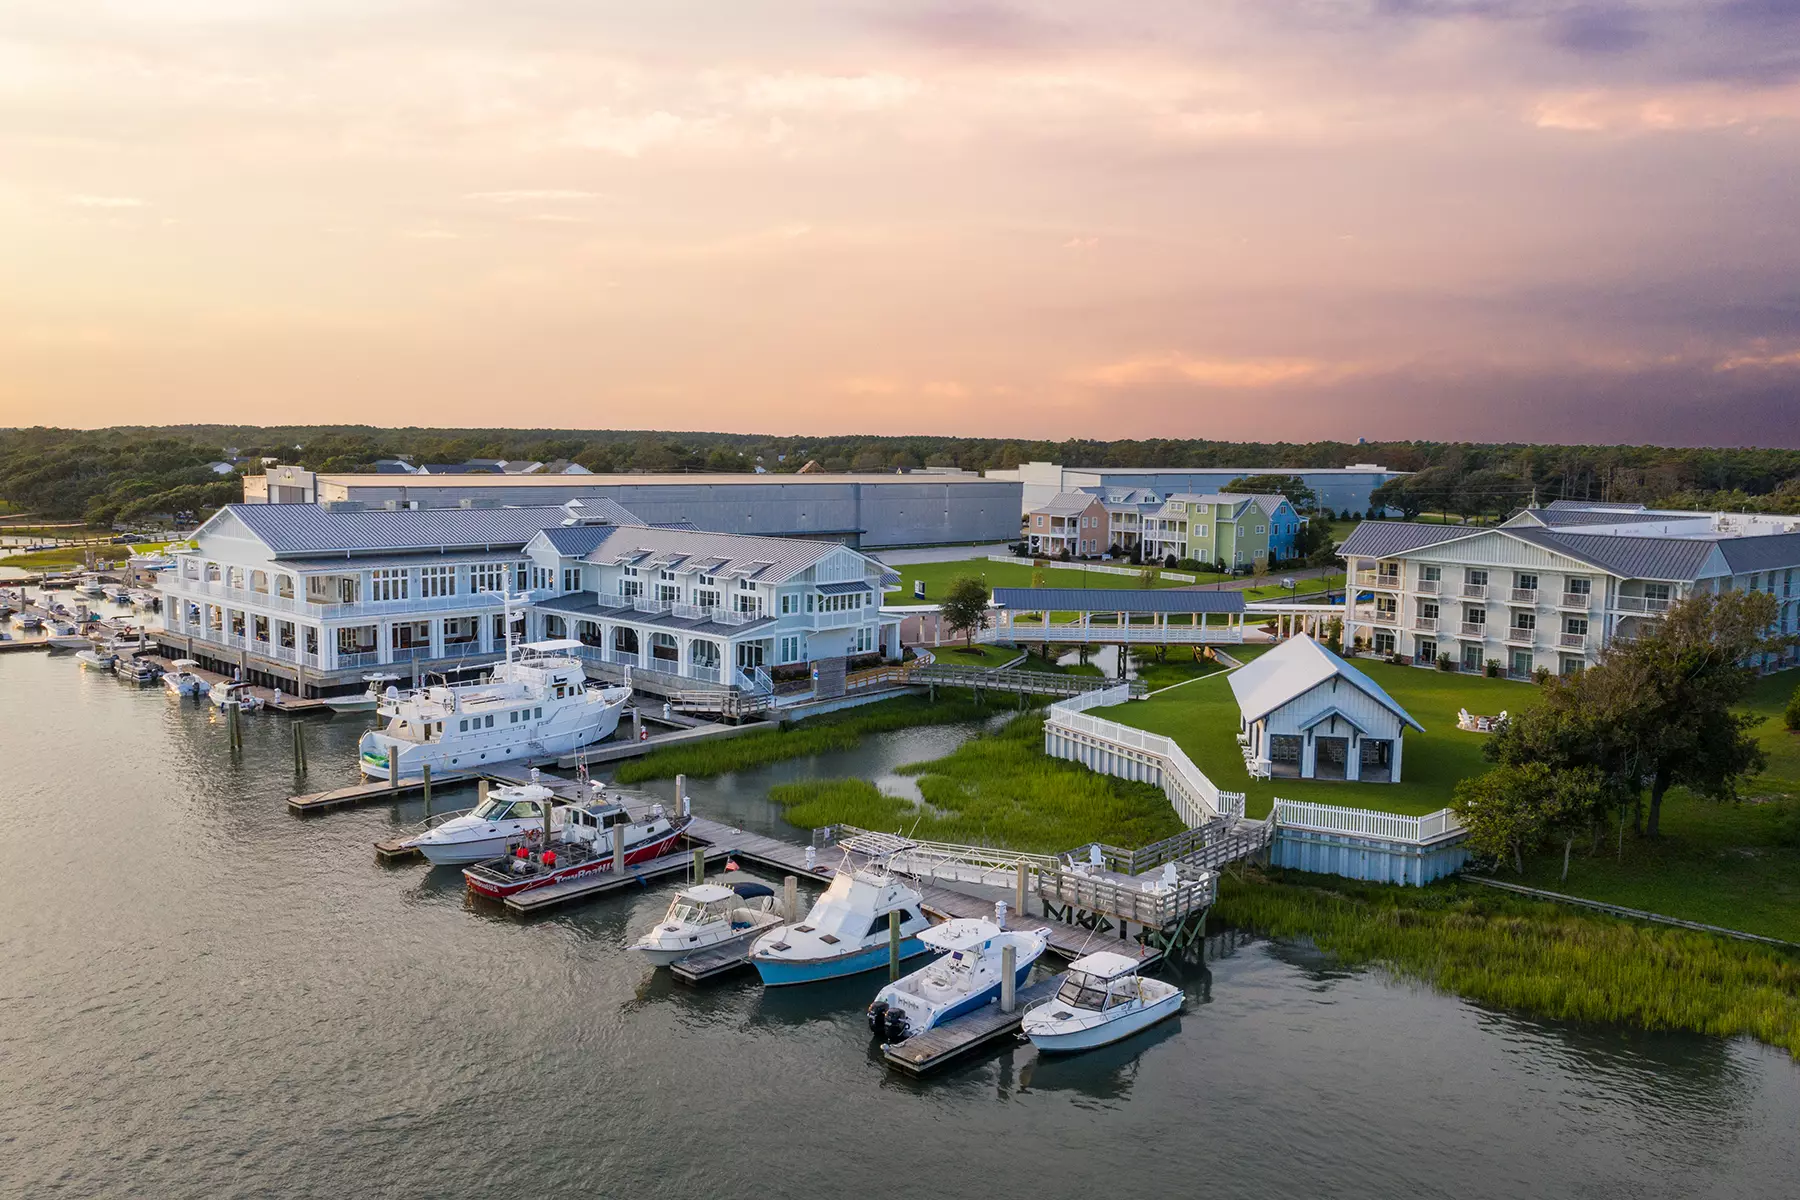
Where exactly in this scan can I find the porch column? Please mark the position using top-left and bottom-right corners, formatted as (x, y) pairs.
(378, 620), (392, 665)
(1391, 732), (1405, 783)
(431, 617), (445, 662)
(1346, 734), (1361, 782)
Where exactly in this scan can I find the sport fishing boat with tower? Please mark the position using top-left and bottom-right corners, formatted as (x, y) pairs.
(749, 836), (936, 986)
(357, 596), (632, 780)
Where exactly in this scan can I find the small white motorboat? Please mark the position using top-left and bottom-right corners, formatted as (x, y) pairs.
(632, 880), (785, 966)
(115, 656), (162, 684)
(163, 659), (207, 696)
(209, 680), (264, 711)
(868, 918), (1051, 1042)
(1021, 951), (1183, 1054)
(324, 673), (402, 714)
(75, 646), (118, 670)
(10, 611), (42, 631)
(78, 576), (107, 598)
(749, 864), (935, 986)
(404, 783), (557, 865)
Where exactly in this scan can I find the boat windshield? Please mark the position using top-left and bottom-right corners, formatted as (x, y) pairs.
(471, 798), (508, 820)
(669, 900), (713, 924)
(1056, 976), (1109, 1012)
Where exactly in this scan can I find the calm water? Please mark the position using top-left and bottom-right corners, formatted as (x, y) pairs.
(2, 651), (1797, 1199)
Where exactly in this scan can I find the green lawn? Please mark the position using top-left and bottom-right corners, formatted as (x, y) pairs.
(1240, 573), (1345, 602)
(1096, 657), (1534, 818)
(1509, 672), (1800, 942)
(927, 644), (1021, 669)
(1, 545), (129, 570)
(891, 556), (1223, 603)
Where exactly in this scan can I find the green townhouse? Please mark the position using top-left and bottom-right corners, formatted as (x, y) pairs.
(1141, 492), (1301, 569)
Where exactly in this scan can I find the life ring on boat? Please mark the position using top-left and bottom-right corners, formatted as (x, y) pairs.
(526, 827), (542, 842)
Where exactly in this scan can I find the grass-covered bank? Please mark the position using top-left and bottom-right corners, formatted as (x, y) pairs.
(1, 544), (128, 571)
(1216, 871), (1800, 1056)
(768, 712), (1184, 852)
(614, 692), (1014, 783)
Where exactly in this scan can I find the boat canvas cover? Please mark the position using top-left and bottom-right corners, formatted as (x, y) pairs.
(919, 918), (1001, 952)
(680, 884), (740, 904)
(1067, 950), (1146, 981)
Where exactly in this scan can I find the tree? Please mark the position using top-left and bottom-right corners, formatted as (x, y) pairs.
(1225, 473), (1317, 512)
(1453, 762), (1608, 878)
(940, 576), (992, 647)
(1786, 683), (1800, 732)
(1596, 591), (1779, 836)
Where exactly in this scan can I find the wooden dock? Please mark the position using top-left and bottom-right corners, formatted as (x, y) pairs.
(668, 940), (760, 984)
(881, 973), (1066, 1076)
(289, 772), (475, 815)
(497, 844), (732, 914)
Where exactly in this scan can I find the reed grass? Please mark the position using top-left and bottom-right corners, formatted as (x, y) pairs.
(613, 692), (1006, 783)
(767, 712), (1184, 853)
(1217, 872), (1800, 1056)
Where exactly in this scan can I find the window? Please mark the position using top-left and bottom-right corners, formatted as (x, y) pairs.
(779, 635), (802, 663)
(484, 715), (494, 728)
(459, 719), (468, 732)
(1463, 606), (1485, 625)
(371, 568), (409, 601)
(420, 565), (456, 598)
(562, 568), (581, 593)
(1255, 525), (1265, 535)
(510, 711), (519, 724)
(1515, 573), (1538, 591)
(660, 569), (677, 582)
(1466, 569), (1488, 586)
(1421, 565), (1442, 582)
(1420, 601), (1439, 620)
(1415, 638), (1437, 662)
(470, 563), (507, 593)
(620, 578), (643, 599)
(1566, 577), (1591, 597)
(534, 707), (542, 719)
(657, 583), (678, 603)
(780, 594), (795, 615)
(1373, 630), (1395, 654)
(514, 564), (528, 591)
(1194, 524), (1208, 538)
(695, 588), (720, 609)
(1644, 583), (1671, 602)
(805, 594), (815, 613)
(1512, 612), (1536, 631)
(531, 565), (551, 591)
(1565, 617), (1589, 635)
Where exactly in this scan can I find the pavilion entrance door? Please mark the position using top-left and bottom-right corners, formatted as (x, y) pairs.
(1313, 736), (1349, 780)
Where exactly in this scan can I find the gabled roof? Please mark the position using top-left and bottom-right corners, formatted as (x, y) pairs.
(1338, 521), (1465, 558)
(577, 525), (872, 584)
(202, 504), (591, 558)
(1228, 634), (1423, 732)
(1503, 528), (1723, 582)
(992, 587), (1244, 613)
(1546, 499), (1645, 511)
(1031, 491), (1103, 517)
(1508, 507), (1696, 529)
(532, 525), (622, 557)
(1715, 531), (1800, 575)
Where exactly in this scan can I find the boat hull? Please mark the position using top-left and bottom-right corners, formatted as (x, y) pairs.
(634, 921), (775, 967)
(415, 832), (526, 866)
(1025, 991), (1184, 1053)
(324, 697), (379, 713)
(359, 695), (626, 779)
(752, 937), (932, 987)
(462, 827), (685, 899)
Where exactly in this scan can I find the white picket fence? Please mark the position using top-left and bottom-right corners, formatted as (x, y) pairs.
(987, 555), (1195, 584)
(1270, 798), (1463, 844)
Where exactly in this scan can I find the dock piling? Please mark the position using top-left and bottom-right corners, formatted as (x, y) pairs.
(889, 910), (901, 981)
(421, 764), (432, 818)
(692, 847), (706, 886)
(613, 824), (626, 874)
(1000, 945), (1017, 1013)
(291, 722), (307, 776)
(675, 773), (687, 817)
(478, 779), (489, 807)
(1015, 861), (1028, 918)
(783, 875), (798, 921)
(227, 703), (242, 753)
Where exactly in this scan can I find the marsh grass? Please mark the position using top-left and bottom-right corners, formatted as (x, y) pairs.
(768, 712), (1184, 852)
(613, 692), (1006, 783)
(1218, 872), (1800, 1056)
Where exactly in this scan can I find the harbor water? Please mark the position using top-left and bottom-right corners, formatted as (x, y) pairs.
(2, 650), (1797, 1199)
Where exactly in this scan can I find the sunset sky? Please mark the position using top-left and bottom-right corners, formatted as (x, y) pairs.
(2, 1), (1797, 445)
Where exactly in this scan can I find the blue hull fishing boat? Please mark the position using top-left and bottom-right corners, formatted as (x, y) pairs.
(750, 863), (933, 987)
(867, 919), (1050, 1042)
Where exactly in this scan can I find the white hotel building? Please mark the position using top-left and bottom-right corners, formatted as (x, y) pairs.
(155, 501), (899, 700)
(1340, 502), (1800, 679)
(522, 525), (901, 694)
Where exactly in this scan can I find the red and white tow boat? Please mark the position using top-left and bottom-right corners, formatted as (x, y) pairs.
(462, 799), (689, 899)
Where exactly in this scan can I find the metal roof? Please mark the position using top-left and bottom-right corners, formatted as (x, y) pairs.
(279, 550), (527, 572)
(992, 587), (1245, 613)
(1511, 507), (1706, 529)
(1545, 500), (1646, 511)
(1716, 532), (1800, 575)
(1030, 491), (1102, 517)
(817, 581), (873, 594)
(531, 592), (776, 635)
(1228, 634), (1423, 731)
(1337, 521), (1465, 558)
(1505, 528), (1724, 581)
(534, 524), (628, 557)
(214, 504), (592, 558)
(578, 525), (870, 584)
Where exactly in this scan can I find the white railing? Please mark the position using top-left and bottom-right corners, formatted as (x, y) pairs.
(594, 593), (633, 610)
(633, 597), (672, 615)
(1559, 592), (1590, 610)
(1413, 616), (1438, 632)
(984, 619), (1244, 645)
(1459, 622), (1486, 637)
(828, 824), (1062, 889)
(1558, 632), (1587, 649)
(985, 555), (1195, 583)
(671, 602), (715, 621)
(1505, 626), (1535, 644)
(337, 650), (383, 669)
(1615, 595), (1671, 614)
(714, 606), (763, 626)
(164, 576), (506, 622)
(1415, 578), (1439, 594)
(1510, 588), (1537, 604)
(1046, 688), (1236, 827)
(1272, 798), (1463, 843)
(1462, 583), (1487, 599)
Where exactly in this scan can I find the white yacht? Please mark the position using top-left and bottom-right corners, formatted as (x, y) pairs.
(75, 646), (117, 670)
(163, 659), (207, 696)
(1021, 951), (1183, 1053)
(78, 576), (107, 598)
(868, 919), (1051, 1042)
(324, 673), (402, 714)
(357, 636), (631, 781)
(749, 865), (935, 986)
(632, 880), (785, 966)
(403, 782), (558, 865)
(209, 679), (265, 711)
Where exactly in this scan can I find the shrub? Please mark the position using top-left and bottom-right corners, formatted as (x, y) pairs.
(1786, 684), (1800, 731)
(1533, 666), (1553, 685)
(1057, 547), (1072, 561)
(1164, 553), (1178, 569)
(1485, 658), (1502, 678)
(1387, 652), (1405, 666)
(1437, 654), (1455, 671)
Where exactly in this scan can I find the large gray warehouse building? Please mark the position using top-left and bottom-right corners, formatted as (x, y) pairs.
(984, 461), (1409, 516)
(246, 468), (1020, 550)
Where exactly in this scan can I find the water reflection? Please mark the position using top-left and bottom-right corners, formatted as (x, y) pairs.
(1019, 1018), (1184, 1101)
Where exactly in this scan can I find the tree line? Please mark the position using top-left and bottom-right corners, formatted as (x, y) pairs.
(3, 423), (1799, 524)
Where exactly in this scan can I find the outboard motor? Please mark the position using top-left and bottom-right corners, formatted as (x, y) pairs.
(867, 1000), (888, 1036)
(883, 1005), (910, 1043)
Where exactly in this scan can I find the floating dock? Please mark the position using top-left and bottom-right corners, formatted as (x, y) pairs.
(289, 772), (475, 815)
(881, 973), (1067, 1076)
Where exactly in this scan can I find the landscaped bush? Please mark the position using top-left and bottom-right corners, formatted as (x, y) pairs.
(1533, 666), (1553, 685)
(1786, 684), (1800, 731)
(1485, 658), (1502, 678)
(1164, 553), (1178, 569)
(1437, 654), (1455, 671)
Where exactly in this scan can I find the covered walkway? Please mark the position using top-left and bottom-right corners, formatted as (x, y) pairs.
(983, 587), (1248, 646)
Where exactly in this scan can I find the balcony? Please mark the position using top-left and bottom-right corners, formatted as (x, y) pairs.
(1415, 578), (1440, 595)
(1412, 616), (1438, 633)
(1510, 588), (1537, 604)
(1461, 583), (1488, 599)
(1615, 595), (1672, 614)
(1559, 632), (1587, 649)
(1357, 570), (1403, 590)
(1505, 625), (1535, 645)
(1559, 591), (1591, 610)
(1459, 622), (1487, 638)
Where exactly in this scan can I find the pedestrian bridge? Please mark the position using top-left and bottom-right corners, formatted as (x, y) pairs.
(982, 586), (1249, 647)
